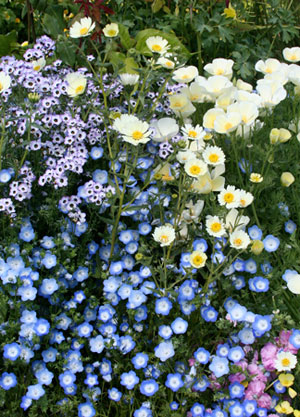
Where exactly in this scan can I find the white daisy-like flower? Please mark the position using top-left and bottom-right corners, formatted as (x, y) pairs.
(275, 351), (297, 372)
(112, 114), (151, 146)
(157, 56), (175, 69)
(146, 36), (169, 55)
(103, 23), (119, 38)
(181, 124), (205, 141)
(69, 17), (95, 38)
(205, 215), (226, 237)
(153, 224), (175, 247)
(65, 72), (87, 97)
(218, 185), (241, 208)
(119, 73), (139, 86)
(202, 146), (225, 166)
(229, 230), (251, 250)
(190, 250), (207, 268)
(238, 190), (254, 208)
(184, 159), (208, 178)
(0, 72), (11, 93)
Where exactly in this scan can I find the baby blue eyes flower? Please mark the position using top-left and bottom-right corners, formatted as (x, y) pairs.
(249, 276), (269, 292)
(26, 383), (45, 400)
(120, 370), (139, 390)
(3, 343), (21, 361)
(209, 356), (229, 378)
(108, 387), (122, 401)
(78, 402), (96, 417)
(154, 341), (175, 362)
(41, 252), (57, 269)
(165, 373), (184, 392)
(0, 168), (12, 183)
(194, 347), (210, 364)
(19, 226), (35, 242)
(0, 372), (17, 390)
(155, 297), (172, 315)
(262, 234), (280, 252)
(285, 220), (297, 234)
(171, 317), (188, 334)
(90, 146), (103, 160)
(132, 352), (149, 369)
(248, 225), (263, 240)
(140, 379), (159, 397)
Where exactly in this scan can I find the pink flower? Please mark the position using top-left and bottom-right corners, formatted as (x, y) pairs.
(188, 358), (196, 366)
(257, 393), (272, 408)
(247, 364), (267, 382)
(229, 373), (246, 383)
(277, 330), (298, 354)
(260, 343), (278, 371)
(245, 380), (266, 400)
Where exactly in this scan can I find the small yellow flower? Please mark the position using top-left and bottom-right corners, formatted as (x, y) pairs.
(294, 410), (300, 417)
(279, 373), (294, 387)
(281, 172), (295, 187)
(275, 401), (294, 415)
(250, 173), (263, 183)
(288, 387), (297, 398)
(190, 250), (207, 268)
(223, 4), (237, 19)
(15, 18), (21, 24)
(251, 240), (264, 255)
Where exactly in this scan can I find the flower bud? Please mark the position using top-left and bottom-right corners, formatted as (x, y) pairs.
(279, 128), (291, 143)
(269, 128), (280, 144)
(281, 172), (295, 187)
(251, 240), (264, 255)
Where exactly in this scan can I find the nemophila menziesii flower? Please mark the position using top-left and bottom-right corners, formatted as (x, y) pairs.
(3, 343), (21, 361)
(194, 347), (210, 364)
(0, 372), (17, 390)
(134, 406), (152, 417)
(78, 402), (96, 417)
(146, 36), (169, 54)
(26, 384), (45, 400)
(153, 224), (175, 247)
(65, 72), (87, 97)
(262, 234), (280, 252)
(69, 17), (95, 38)
(0, 71), (11, 92)
(103, 23), (119, 38)
(112, 114), (151, 146)
(154, 341), (175, 362)
(140, 379), (159, 397)
(209, 356), (229, 378)
(165, 373), (184, 392)
(120, 370), (139, 390)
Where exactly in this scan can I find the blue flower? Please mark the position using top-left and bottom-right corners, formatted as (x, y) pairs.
(228, 346), (245, 363)
(252, 314), (272, 337)
(89, 335), (105, 353)
(285, 220), (297, 234)
(229, 382), (245, 398)
(193, 238), (208, 252)
(244, 258), (257, 274)
(84, 374), (99, 388)
(229, 401), (244, 417)
(227, 303), (247, 322)
(155, 297), (172, 315)
(243, 400), (257, 416)
(216, 344), (230, 357)
(158, 325), (173, 340)
(20, 395), (32, 410)
(170, 401), (179, 411)
(289, 329), (300, 349)
(19, 226), (35, 242)
(41, 252), (57, 269)
(233, 259), (245, 272)
(0, 168), (12, 183)
(263, 235), (280, 252)
(39, 278), (59, 296)
(73, 266), (89, 282)
(42, 347), (58, 363)
(201, 306), (218, 322)
(154, 341), (175, 362)
(209, 356), (229, 377)
(193, 375), (210, 392)
(119, 335), (136, 354)
(77, 322), (93, 338)
(165, 373), (184, 392)
(238, 327), (255, 345)
(90, 146), (103, 160)
(34, 318), (50, 336)
(26, 384), (45, 400)
(0, 372), (17, 390)
(3, 342), (21, 361)
(140, 379), (159, 396)
(190, 403), (205, 416)
(108, 387), (122, 401)
(59, 371), (76, 389)
(134, 406), (153, 417)
(120, 370), (139, 390)
(35, 368), (54, 386)
(248, 276), (269, 292)
(132, 352), (149, 369)
(248, 225), (263, 240)
(78, 402), (96, 417)
(194, 347), (210, 364)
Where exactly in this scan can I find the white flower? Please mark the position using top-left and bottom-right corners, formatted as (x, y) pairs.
(151, 118), (179, 142)
(214, 111), (242, 134)
(286, 274), (300, 294)
(275, 351), (297, 372)
(112, 114), (151, 146)
(256, 79), (287, 107)
(184, 159), (208, 178)
(288, 64), (300, 86)
(202, 146), (225, 166)
(255, 58), (282, 74)
(227, 101), (259, 126)
(119, 73), (139, 86)
(181, 124), (205, 142)
(69, 17), (95, 38)
(238, 190), (254, 208)
(191, 164), (225, 194)
(103, 23), (119, 38)
(157, 56), (175, 69)
(181, 82), (211, 103)
(190, 251), (207, 268)
(146, 36), (169, 55)
(203, 108), (225, 129)
(65, 72), (87, 97)
(153, 224), (175, 247)
(169, 93), (196, 118)
(206, 215), (226, 237)
(32, 57), (46, 72)
(181, 200), (204, 223)
(196, 75), (233, 99)
(176, 150), (196, 164)
(225, 208), (250, 233)
(283, 47), (300, 63)
(229, 230), (251, 250)
(172, 66), (199, 83)
(218, 186), (241, 208)
(204, 58), (234, 79)
(236, 79), (253, 92)
(0, 72), (11, 92)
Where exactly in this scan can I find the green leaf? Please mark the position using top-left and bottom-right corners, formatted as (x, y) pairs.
(42, 5), (65, 38)
(0, 31), (17, 57)
(123, 57), (139, 74)
(151, 0), (165, 13)
(118, 23), (135, 50)
(56, 39), (77, 67)
(108, 51), (126, 70)
(135, 28), (190, 59)
(0, 293), (8, 322)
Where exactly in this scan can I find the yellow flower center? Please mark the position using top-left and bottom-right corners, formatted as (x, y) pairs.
(188, 130), (197, 138)
(189, 165), (201, 175)
(166, 61), (173, 67)
(190, 95), (199, 101)
(234, 238), (243, 246)
(160, 234), (169, 243)
(107, 29), (117, 36)
(290, 54), (297, 61)
(80, 27), (89, 35)
(75, 85), (85, 94)
(192, 255), (204, 266)
(216, 68), (224, 75)
(265, 67), (272, 73)
(211, 222), (221, 232)
(0, 82), (3, 91)
(224, 122), (233, 131)
(33, 65), (41, 71)
(204, 133), (212, 140)
(282, 358), (291, 367)
(242, 115), (248, 123)
(152, 44), (162, 52)
(181, 74), (190, 80)
(173, 101), (182, 108)
(240, 199), (246, 207)
(132, 130), (143, 140)
(224, 192), (234, 203)
(209, 153), (219, 163)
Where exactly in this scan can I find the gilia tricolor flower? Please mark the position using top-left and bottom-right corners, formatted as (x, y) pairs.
(112, 114), (151, 146)
(69, 17), (95, 38)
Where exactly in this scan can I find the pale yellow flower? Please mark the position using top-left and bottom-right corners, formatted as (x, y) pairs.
(190, 250), (207, 268)
(281, 172), (295, 187)
(103, 23), (119, 38)
(250, 173), (263, 183)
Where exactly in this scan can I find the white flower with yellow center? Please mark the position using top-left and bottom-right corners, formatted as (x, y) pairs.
(65, 72), (87, 97)
(146, 36), (169, 55)
(157, 56), (175, 69)
(214, 111), (242, 134)
(255, 58), (282, 74)
(196, 75), (233, 99)
(204, 58), (234, 79)
(119, 73), (139, 86)
(32, 57), (46, 72)
(250, 173), (263, 183)
(286, 274), (300, 294)
(288, 64), (300, 86)
(283, 47), (300, 63)
(176, 150), (196, 164)
(0, 72), (11, 93)
(181, 124), (205, 141)
(151, 117), (179, 142)
(203, 108), (225, 130)
(238, 190), (254, 208)
(181, 82), (211, 103)
(191, 164), (225, 194)
(169, 93), (196, 118)
(184, 159), (208, 178)
(112, 114), (151, 146)
(103, 23), (119, 38)
(172, 66), (199, 84)
(275, 351), (297, 372)
(190, 250), (207, 268)
(229, 230), (250, 250)
(256, 79), (287, 107)
(215, 87), (237, 110)
(69, 17), (95, 38)
(153, 224), (175, 247)
(236, 79), (253, 92)
(235, 90), (262, 107)
(225, 208), (250, 233)
(206, 215), (226, 237)
(202, 146), (225, 166)
(264, 69), (289, 86)
(227, 101), (259, 126)
(218, 185), (241, 208)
